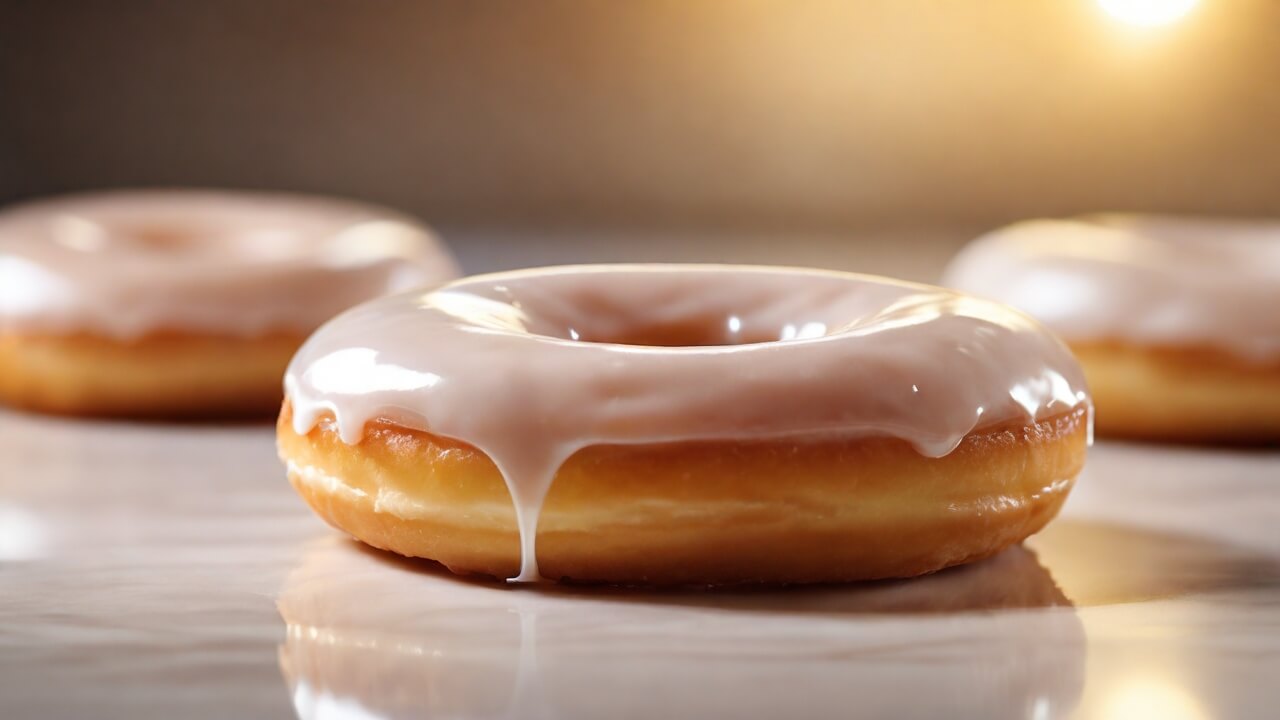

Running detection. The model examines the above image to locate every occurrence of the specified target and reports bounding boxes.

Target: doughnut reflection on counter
[276,536,1086,720]
[275,515,1280,720]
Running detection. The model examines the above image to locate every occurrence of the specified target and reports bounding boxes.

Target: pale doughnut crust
[0,331,303,418]
[277,403,1089,586]
[1070,341,1280,442]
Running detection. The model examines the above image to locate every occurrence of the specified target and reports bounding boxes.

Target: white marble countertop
[2,232,1278,719]
[3,411,1277,720]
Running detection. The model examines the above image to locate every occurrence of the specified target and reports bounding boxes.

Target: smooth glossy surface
[943,215,1280,360]
[3,230,1277,719]
[1,409,1277,719]
[0,190,458,337]
[285,265,1089,581]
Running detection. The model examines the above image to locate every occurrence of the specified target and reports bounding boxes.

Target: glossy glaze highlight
[943,215,1280,360]
[284,265,1091,581]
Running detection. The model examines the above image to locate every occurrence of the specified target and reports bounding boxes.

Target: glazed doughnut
[944,216,1280,441]
[0,190,457,418]
[278,265,1091,585]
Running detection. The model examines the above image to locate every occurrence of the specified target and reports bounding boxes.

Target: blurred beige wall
[1,1,1278,232]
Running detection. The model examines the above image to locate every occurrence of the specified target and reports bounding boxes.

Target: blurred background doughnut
[0,190,457,418]
[944,216,1280,442]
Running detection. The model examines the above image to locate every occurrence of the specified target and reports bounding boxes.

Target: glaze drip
[284,265,1091,582]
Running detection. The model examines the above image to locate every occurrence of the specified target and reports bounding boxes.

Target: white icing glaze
[284,264,1090,582]
[0,189,458,338]
[943,215,1280,360]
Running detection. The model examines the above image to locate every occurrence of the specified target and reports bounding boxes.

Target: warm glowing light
[1103,678,1206,720]
[1098,0,1198,27]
